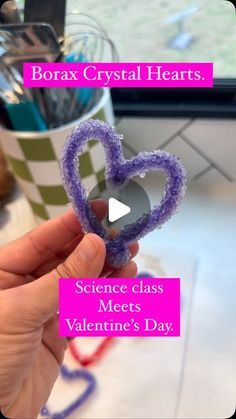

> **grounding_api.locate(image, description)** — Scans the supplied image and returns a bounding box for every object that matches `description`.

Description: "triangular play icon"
[108,198,131,223]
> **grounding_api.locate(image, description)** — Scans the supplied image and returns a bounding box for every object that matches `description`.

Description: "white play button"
[108,198,131,223]
[88,179,150,230]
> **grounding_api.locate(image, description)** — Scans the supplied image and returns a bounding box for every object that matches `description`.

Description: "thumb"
[19,233,106,323]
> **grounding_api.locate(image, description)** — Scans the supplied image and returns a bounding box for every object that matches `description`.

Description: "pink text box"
[59,278,180,337]
[24,62,213,88]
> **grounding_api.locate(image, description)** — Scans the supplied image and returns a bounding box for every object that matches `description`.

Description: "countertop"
[0,181,236,418]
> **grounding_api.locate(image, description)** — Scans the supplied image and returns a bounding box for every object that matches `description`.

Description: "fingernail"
[129,260,138,276]
[79,234,103,263]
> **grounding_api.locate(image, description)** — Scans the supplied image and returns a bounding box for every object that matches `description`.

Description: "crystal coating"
[60,119,187,268]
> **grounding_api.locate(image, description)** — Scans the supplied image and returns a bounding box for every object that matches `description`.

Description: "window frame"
[111,79,236,118]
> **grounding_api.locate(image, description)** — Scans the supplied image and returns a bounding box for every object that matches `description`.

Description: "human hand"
[0,201,138,418]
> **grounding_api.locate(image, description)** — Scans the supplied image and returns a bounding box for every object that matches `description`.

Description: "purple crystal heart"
[60,119,186,268]
[41,366,96,418]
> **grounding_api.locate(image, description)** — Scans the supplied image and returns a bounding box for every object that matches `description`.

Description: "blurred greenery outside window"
[16,0,236,78]
[15,1,236,117]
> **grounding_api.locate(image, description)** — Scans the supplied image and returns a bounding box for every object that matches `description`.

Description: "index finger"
[0,199,107,275]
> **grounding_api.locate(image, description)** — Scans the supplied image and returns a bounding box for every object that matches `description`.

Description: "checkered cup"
[0,88,113,223]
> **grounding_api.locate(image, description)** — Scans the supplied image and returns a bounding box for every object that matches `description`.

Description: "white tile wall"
[194,167,226,184]
[116,118,190,151]
[184,119,236,179]
[164,136,209,178]
[117,118,236,184]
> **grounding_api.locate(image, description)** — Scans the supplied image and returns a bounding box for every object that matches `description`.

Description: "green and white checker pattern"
[0,89,114,223]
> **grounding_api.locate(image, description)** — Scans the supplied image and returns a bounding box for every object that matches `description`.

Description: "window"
[72,0,236,117]
[16,0,236,117]
[76,0,236,79]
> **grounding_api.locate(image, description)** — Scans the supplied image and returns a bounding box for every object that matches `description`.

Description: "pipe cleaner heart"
[41,365,96,419]
[69,337,113,366]
[60,120,186,268]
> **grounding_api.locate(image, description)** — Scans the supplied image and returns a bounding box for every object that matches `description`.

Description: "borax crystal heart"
[60,119,187,268]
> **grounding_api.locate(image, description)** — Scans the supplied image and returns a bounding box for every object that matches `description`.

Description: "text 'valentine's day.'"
[59,278,180,337]
[24,62,213,88]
